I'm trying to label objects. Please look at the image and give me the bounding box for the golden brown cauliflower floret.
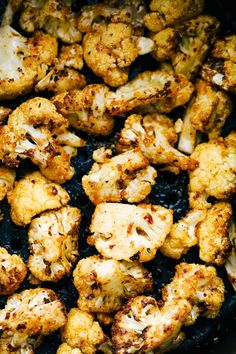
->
[73,255,153,313]
[144,0,204,32]
[106,70,194,115]
[198,202,232,266]
[19,0,82,44]
[0,288,67,353]
[28,206,81,282]
[0,166,16,201]
[57,308,105,354]
[8,171,70,226]
[225,220,236,291]
[189,132,236,209]
[83,23,154,87]
[201,35,236,93]
[117,114,198,172]
[88,203,173,262]
[52,85,115,136]
[82,149,157,205]
[0,247,27,295]
[0,26,58,101]
[112,296,191,354]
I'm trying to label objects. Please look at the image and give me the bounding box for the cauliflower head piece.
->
[0,247,27,295]
[8,171,70,226]
[82,149,157,205]
[88,203,173,262]
[73,255,153,313]
[28,206,81,282]
[0,25,57,101]
[0,166,16,201]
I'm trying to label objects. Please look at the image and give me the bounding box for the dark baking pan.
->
[0,0,236,353]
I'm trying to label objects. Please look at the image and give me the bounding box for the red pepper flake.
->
[144,214,153,224]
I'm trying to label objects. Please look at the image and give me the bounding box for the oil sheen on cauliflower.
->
[57,308,105,354]
[88,203,173,262]
[0,166,16,201]
[0,247,27,295]
[0,97,86,184]
[106,70,194,115]
[52,84,114,136]
[189,132,236,209]
[0,25,57,100]
[117,114,198,171]
[28,206,81,282]
[8,171,70,226]
[0,288,67,353]
[73,255,153,313]
[144,0,204,32]
[82,149,157,205]
[19,0,82,44]
[225,220,236,291]
[83,23,154,87]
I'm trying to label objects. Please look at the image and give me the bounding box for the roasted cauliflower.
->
[73,255,153,313]
[19,0,82,44]
[52,85,115,136]
[116,114,198,171]
[1,0,23,25]
[189,132,236,209]
[82,149,157,205]
[0,288,67,353]
[28,206,81,282]
[0,247,27,295]
[0,106,12,122]
[0,166,16,201]
[225,220,236,291]
[8,171,70,226]
[0,25,57,101]
[88,203,173,262]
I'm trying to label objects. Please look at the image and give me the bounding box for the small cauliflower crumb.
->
[225,220,236,291]
[0,165,16,201]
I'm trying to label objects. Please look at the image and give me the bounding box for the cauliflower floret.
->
[73,255,153,313]
[111,296,191,354]
[106,70,194,115]
[82,149,157,205]
[92,147,113,164]
[0,247,27,295]
[0,166,16,201]
[83,23,154,87]
[144,0,204,32]
[201,35,236,93]
[0,97,85,183]
[1,0,23,25]
[0,106,12,122]
[52,85,114,136]
[0,26,58,101]
[0,288,67,353]
[7,171,70,226]
[117,114,198,171]
[28,206,81,282]
[160,209,206,260]
[19,0,82,44]
[198,202,232,266]
[57,344,83,354]
[57,308,105,354]
[225,220,236,291]
[189,132,236,209]
[88,203,173,262]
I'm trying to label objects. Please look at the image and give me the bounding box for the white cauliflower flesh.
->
[19,0,82,44]
[106,70,194,116]
[73,255,153,313]
[189,132,236,209]
[0,288,67,353]
[117,114,198,171]
[7,171,70,226]
[82,149,157,205]
[28,206,81,282]
[83,23,154,87]
[0,166,16,201]
[0,97,85,184]
[225,220,236,291]
[88,203,173,262]
[52,85,114,136]
[198,202,232,266]
[0,25,58,101]
[144,0,204,32]
[160,209,206,260]
[0,247,27,295]
[111,296,191,354]
[58,308,105,354]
